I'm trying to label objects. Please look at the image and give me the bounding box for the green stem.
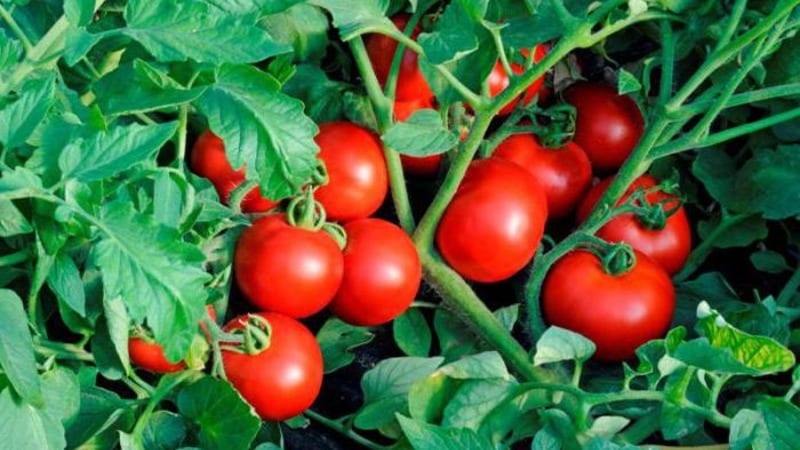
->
[383,12,423,101]
[33,338,94,362]
[174,104,189,167]
[617,410,660,445]
[657,20,675,106]
[130,372,193,447]
[673,212,753,283]
[777,263,800,307]
[0,3,34,53]
[0,248,31,267]
[676,83,800,119]
[305,410,389,450]
[713,0,747,53]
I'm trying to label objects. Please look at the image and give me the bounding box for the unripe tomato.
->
[329,218,421,326]
[487,45,548,115]
[436,158,548,282]
[128,337,186,373]
[394,98,443,176]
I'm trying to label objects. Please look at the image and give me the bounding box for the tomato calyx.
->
[625,184,684,232]
[599,242,637,276]
[537,103,576,149]
[220,314,273,355]
[285,187,327,230]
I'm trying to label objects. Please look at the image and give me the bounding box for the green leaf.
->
[103,295,131,375]
[0,167,43,194]
[0,289,42,406]
[697,214,767,249]
[441,378,515,429]
[283,64,349,123]
[750,250,790,274]
[65,386,135,448]
[142,411,187,450]
[40,367,81,423]
[397,415,495,450]
[46,252,86,317]
[316,317,374,373]
[259,4,330,62]
[437,351,510,380]
[733,146,800,219]
[729,409,769,450]
[308,0,392,40]
[383,109,459,156]
[756,398,800,450]
[0,30,23,81]
[0,75,55,149]
[195,64,319,200]
[408,372,456,423]
[207,0,304,15]
[692,147,737,209]
[418,1,481,65]
[656,0,701,13]
[501,5,563,49]
[0,387,65,450]
[122,0,290,63]
[0,200,32,237]
[64,0,95,26]
[91,318,127,380]
[153,170,189,229]
[494,304,519,331]
[393,308,432,357]
[59,122,178,182]
[617,69,642,94]
[355,356,444,430]
[765,32,800,85]
[588,416,631,440]
[534,326,596,366]
[177,376,260,450]
[91,201,210,361]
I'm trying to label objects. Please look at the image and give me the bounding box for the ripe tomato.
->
[542,249,675,361]
[234,214,343,318]
[436,158,548,283]
[394,98,443,176]
[493,133,592,219]
[563,82,644,172]
[576,175,691,275]
[329,218,421,326]
[128,337,186,373]
[314,122,388,221]
[487,45,547,115]
[364,14,433,102]
[190,130,279,213]
[221,312,323,421]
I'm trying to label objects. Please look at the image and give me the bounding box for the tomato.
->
[436,158,548,282]
[563,82,644,172]
[542,249,675,361]
[234,214,343,318]
[128,337,186,373]
[221,312,323,421]
[576,175,691,275]
[394,98,443,176]
[364,14,433,102]
[329,218,421,326]
[314,122,388,221]
[487,45,547,115]
[190,130,279,213]
[493,133,592,219]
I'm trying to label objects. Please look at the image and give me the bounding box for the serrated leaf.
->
[142,411,187,450]
[0,387,65,450]
[397,415,495,450]
[441,378,514,429]
[46,252,86,317]
[207,0,303,15]
[122,0,290,63]
[617,68,642,94]
[64,0,95,26]
[316,317,374,373]
[756,398,800,450]
[177,376,261,450]
[729,409,769,450]
[418,1,480,64]
[0,289,42,406]
[383,109,459,156]
[41,367,81,423]
[308,0,392,40]
[65,386,135,448]
[260,4,330,63]
[534,326,596,365]
[0,30,23,80]
[692,147,737,209]
[59,122,178,182]
[437,351,510,380]
[0,75,55,149]
[103,295,131,375]
[733,146,800,219]
[195,64,319,200]
[0,167,43,194]
[697,214,767,249]
[394,308,432,357]
[0,200,32,237]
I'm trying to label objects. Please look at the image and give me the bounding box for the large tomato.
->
[128,337,186,373]
[563,82,645,172]
[364,14,433,102]
[487,45,547,115]
[576,175,691,275]
[190,130,279,213]
[329,218,421,326]
[314,122,388,221]
[221,313,323,421]
[542,249,675,361]
[394,98,444,176]
[436,158,548,283]
[493,133,592,219]
[234,214,343,318]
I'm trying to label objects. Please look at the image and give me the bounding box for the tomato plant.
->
[487,45,547,116]
[394,98,443,175]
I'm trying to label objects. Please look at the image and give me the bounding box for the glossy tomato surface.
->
[329,218,421,326]
[564,82,644,172]
[436,158,548,283]
[493,133,592,218]
[234,214,343,318]
[364,14,433,102]
[576,175,691,275]
[221,313,323,421]
[128,337,186,373]
[487,45,547,115]
[190,130,279,213]
[542,250,675,361]
[394,98,444,176]
[314,122,388,221]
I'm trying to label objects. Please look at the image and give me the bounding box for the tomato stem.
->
[673,211,753,282]
[601,243,637,277]
[0,4,34,54]
[305,409,389,450]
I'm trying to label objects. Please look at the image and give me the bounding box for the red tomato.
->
[542,249,675,361]
[190,130,279,213]
[234,214,344,318]
[487,45,547,115]
[576,175,691,275]
[314,122,388,221]
[493,133,592,219]
[563,82,644,172]
[221,312,323,421]
[436,158,548,282]
[128,337,186,373]
[394,98,443,176]
[329,218,421,326]
[364,14,433,102]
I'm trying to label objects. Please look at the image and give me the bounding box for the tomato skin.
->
[563,82,644,172]
[394,98,443,176]
[221,313,323,421]
[190,131,279,213]
[493,133,592,219]
[314,122,389,221]
[128,338,186,373]
[364,14,433,102]
[576,175,691,275]
[234,214,344,318]
[329,218,421,326]
[542,250,675,361]
[487,45,547,116]
[436,158,548,283]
